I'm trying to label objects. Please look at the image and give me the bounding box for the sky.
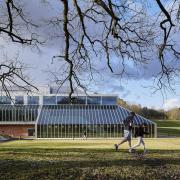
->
[0,0,180,110]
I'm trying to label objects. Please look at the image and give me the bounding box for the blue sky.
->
[0,0,179,110]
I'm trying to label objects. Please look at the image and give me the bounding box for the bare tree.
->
[0,59,38,98]
[50,0,180,98]
[0,0,40,95]
[0,0,179,99]
[0,0,40,44]
[154,0,180,92]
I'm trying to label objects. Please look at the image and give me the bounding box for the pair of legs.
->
[83,135,87,140]
[130,137,146,152]
[116,137,131,148]
[114,130,132,151]
[114,130,132,150]
[114,137,131,151]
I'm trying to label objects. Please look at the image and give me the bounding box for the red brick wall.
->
[0,125,35,137]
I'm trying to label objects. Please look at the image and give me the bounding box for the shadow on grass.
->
[0,148,180,165]
[1,147,180,153]
[0,148,180,180]
[2,156,179,167]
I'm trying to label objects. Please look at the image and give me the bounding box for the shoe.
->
[129,148,132,153]
[114,144,118,151]
[143,149,147,154]
[129,148,135,153]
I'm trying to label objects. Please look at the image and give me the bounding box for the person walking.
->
[129,123,149,153]
[114,111,136,152]
[83,130,87,140]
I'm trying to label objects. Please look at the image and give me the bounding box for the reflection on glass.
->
[0,105,39,122]
[87,96,101,104]
[102,96,117,105]
[72,96,86,104]
[15,96,24,104]
[36,105,154,138]
[27,96,39,105]
[43,96,56,105]
[57,96,70,104]
[0,96,11,104]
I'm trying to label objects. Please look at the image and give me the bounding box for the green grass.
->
[0,139,180,179]
[153,120,180,127]
[157,128,180,137]
[152,120,180,137]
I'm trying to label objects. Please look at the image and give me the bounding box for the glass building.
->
[0,86,157,138]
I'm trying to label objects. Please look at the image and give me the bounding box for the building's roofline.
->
[0,85,119,97]
[42,94,119,97]
[0,122,35,125]
[0,94,118,97]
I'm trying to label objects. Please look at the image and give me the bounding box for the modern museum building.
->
[0,86,157,138]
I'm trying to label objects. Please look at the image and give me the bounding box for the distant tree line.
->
[117,99,180,120]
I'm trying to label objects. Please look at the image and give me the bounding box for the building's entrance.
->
[28,128,35,136]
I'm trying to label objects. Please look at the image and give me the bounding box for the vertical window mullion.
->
[117,107,125,137]
[94,105,97,138]
[71,104,73,139]
[96,105,101,138]
[41,106,45,138]
[108,105,115,138]
[61,105,64,138]
[99,106,104,138]
[114,106,120,138]
[92,105,94,138]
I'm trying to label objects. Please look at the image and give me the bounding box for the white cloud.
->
[163,98,180,110]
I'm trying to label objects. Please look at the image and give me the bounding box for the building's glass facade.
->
[57,96,71,104]
[102,96,117,105]
[72,96,86,104]
[0,96,11,104]
[15,96,24,104]
[43,96,56,105]
[87,96,101,104]
[0,95,118,105]
[0,105,38,122]
[27,96,39,105]
[36,105,155,138]
[0,93,156,138]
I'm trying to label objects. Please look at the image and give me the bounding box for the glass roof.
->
[37,105,154,125]
[0,105,39,122]
[0,105,39,109]
[0,104,154,125]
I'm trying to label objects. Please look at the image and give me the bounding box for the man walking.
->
[129,123,149,153]
[114,111,136,152]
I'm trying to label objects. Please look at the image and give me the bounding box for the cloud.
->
[122,90,131,98]
[163,98,180,110]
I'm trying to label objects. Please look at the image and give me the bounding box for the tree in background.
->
[166,108,180,120]
[118,99,167,119]
[118,98,180,120]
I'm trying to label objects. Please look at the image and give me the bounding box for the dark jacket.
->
[135,126,149,137]
[123,115,134,130]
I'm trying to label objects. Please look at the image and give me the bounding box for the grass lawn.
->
[153,120,180,137]
[157,127,180,137]
[0,139,180,180]
[153,120,180,127]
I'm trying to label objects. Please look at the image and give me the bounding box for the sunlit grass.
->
[1,139,180,150]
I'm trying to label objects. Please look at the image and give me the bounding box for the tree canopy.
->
[0,0,179,98]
